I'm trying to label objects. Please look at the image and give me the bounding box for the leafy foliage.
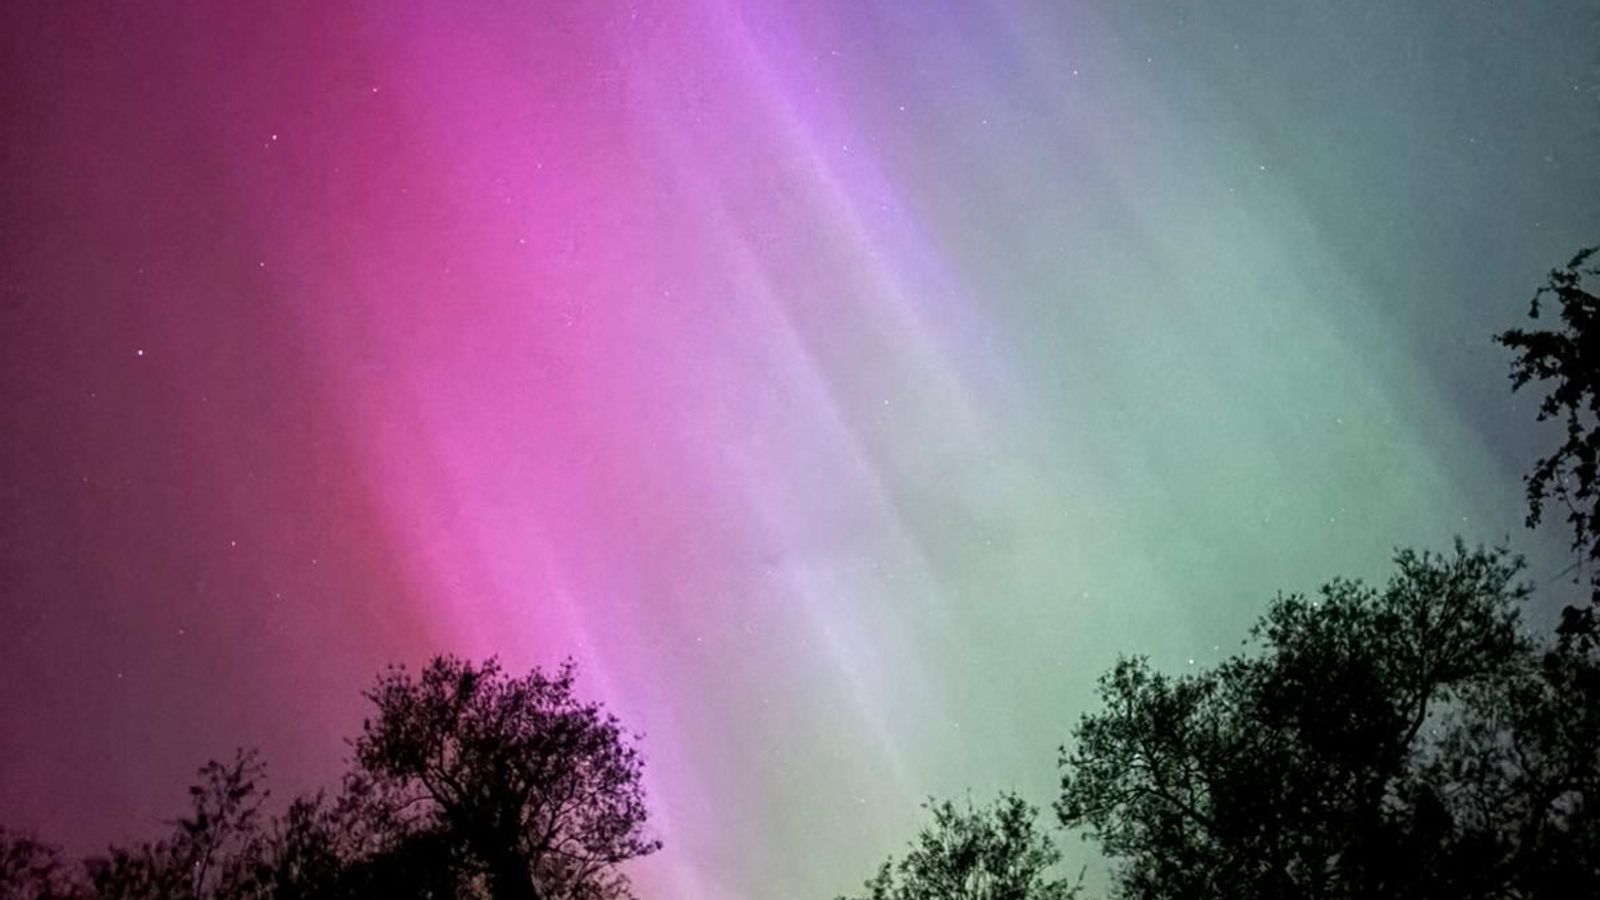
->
[354,657,660,900]
[1497,246,1600,633]
[87,751,270,900]
[1056,543,1599,900]
[840,792,1079,900]
[0,659,657,900]
[1,830,77,900]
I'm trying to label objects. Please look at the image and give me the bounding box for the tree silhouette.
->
[1497,245,1600,637]
[839,792,1079,900]
[353,657,660,900]
[1056,542,1598,900]
[249,776,466,900]
[0,657,658,900]
[1,830,76,900]
[87,751,270,900]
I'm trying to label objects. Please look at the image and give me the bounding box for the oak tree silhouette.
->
[353,657,660,900]
[0,658,659,900]
[1055,543,1599,900]
[838,792,1079,900]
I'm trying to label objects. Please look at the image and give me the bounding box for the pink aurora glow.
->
[9,1,1581,897]
[4,2,1016,896]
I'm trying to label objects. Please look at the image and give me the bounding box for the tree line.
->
[841,247,1600,900]
[3,248,1597,899]
[2,659,658,899]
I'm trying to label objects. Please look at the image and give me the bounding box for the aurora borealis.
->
[1,1,1596,897]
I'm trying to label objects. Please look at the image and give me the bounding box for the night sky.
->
[1,1,1596,897]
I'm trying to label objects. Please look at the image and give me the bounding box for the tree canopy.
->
[10,245,1600,900]
[838,792,1079,900]
[0,658,659,900]
[1,830,76,900]
[354,657,659,900]
[1055,543,1599,900]
[1497,246,1600,636]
